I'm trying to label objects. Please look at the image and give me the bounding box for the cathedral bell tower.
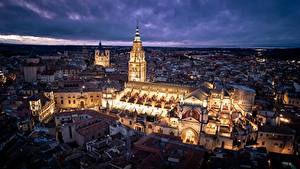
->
[128,24,146,82]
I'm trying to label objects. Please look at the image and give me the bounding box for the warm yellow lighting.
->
[280,117,290,123]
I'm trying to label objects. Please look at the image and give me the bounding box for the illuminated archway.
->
[181,128,198,145]
[182,109,201,121]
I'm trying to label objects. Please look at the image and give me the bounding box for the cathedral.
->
[94,42,110,67]
[43,24,257,150]
[102,24,257,149]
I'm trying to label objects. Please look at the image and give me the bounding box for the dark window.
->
[61,100,64,104]
[69,126,72,138]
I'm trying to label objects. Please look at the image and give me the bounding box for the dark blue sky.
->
[0,0,300,47]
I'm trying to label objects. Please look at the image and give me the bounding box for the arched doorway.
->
[181,128,198,145]
[80,101,85,109]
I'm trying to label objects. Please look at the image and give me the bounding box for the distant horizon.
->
[1,35,299,49]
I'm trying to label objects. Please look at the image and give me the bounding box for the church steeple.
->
[98,41,102,49]
[128,22,146,82]
[134,22,141,42]
[98,41,102,52]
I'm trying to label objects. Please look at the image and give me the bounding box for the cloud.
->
[0,2,4,8]
[0,34,184,47]
[0,0,299,47]
[12,0,56,19]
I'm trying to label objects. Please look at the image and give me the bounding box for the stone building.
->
[53,89,102,110]
[94,42,110,67]
[100,25,258,148]
[128,24,146,82]
[29,92,55,122]
[257,126,295,154]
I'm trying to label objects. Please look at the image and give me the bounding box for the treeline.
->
[261,48,300,60]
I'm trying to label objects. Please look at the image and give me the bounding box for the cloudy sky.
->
[0,0,299,47]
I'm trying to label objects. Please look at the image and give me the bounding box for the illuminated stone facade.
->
[99,25,258,148]
[29,91,55,122]
[53,90,102,110]
[94,42,110,67]
[103,80,257,147]
[128,25,146,82]
[108,81,194,116]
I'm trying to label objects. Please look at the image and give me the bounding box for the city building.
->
[22,57,45,82]
[101,25,258,149]
[29,92,56,122]
[55,110,116,145]
[283,91,300,108]
[131,133,206,169]
[257,125,295,154]
[94,42,110,67]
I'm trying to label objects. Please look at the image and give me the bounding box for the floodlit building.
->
[128,24,146,82]
[54,90,102,110]
[94,42,110,67]
[29,92,56,123]
[101,25,258,148]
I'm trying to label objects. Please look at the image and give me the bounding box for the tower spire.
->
[128,23,146,82]
[134,19,141,42]
[98,40,102,49]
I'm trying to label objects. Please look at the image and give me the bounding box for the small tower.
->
[128,23,146,82]
[94,41,110,67]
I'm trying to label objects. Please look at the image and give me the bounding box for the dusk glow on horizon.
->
[0,0,300,47]
[0,34,185,47]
